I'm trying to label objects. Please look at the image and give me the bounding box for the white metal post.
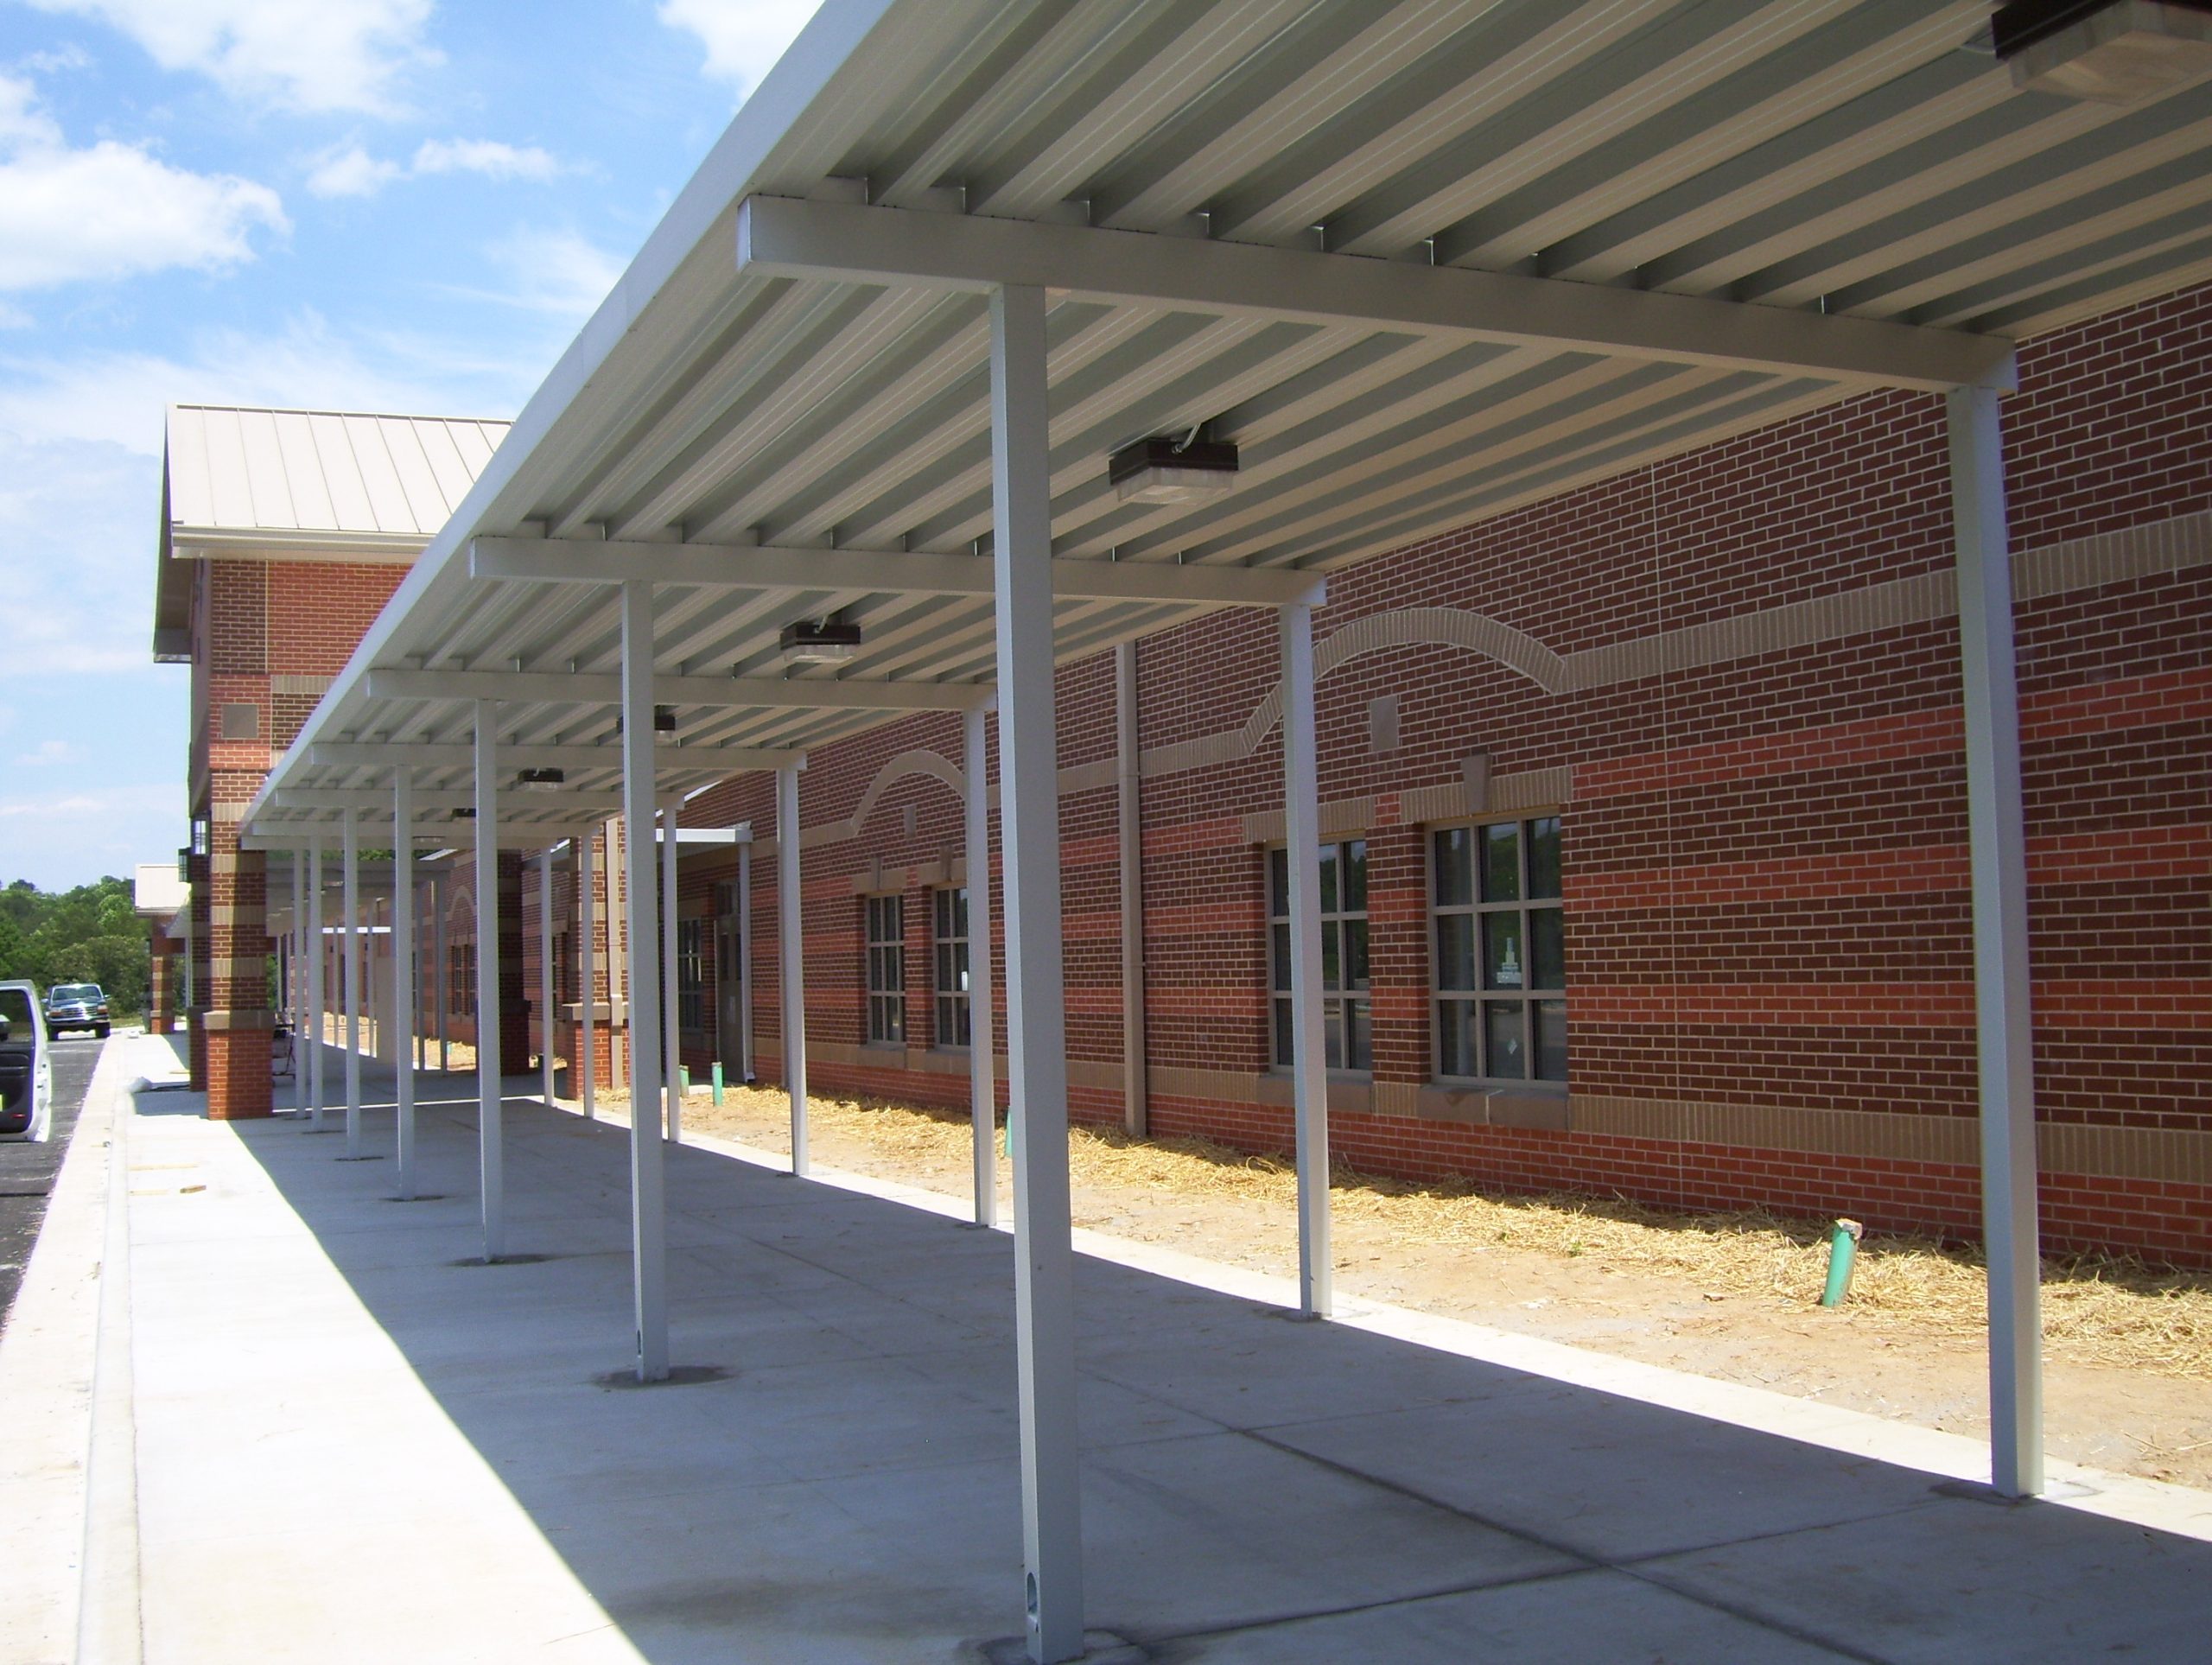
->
[1282,602,1332,1319]
[620,583,669,1382]
[308,836,324,1128]
[394,771,416,1198]
[292,848,308,1113]
[737,838,753,1082]
[435,872,449,1071]
[343,809,363,1159]
[581,829,596,1120]
[539,850,556,1109]
[1948,384,2044,1498]
[778,761,808,1177]
[991,283,1084,1664]
[661,794,681,1144]
[474,701,505,1261]
[965,704,998,1229]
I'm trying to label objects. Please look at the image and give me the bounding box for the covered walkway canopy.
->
[238,3,2212,1657]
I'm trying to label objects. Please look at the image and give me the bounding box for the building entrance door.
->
[715,881,746,1080]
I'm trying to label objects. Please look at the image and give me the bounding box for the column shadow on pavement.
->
[220,1094,2212,1664]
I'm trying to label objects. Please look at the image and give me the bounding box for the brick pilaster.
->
[205,827,273,1119]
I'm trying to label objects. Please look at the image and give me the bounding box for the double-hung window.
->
[1268,839,1370,1071]
[1433,816,1565,1084]
[932,887,970,1048]
[864,893,905,1045]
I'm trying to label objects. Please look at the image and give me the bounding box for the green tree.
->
[0,876,152,1014]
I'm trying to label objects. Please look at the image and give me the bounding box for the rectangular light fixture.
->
[779,619,862,664]
[1996,0,2212,101]
[1109,435,1239,504]
[516,767,566,794]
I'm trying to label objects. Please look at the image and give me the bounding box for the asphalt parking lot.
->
[0,1033,103,1332]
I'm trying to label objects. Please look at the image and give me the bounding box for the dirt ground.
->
[591,1081,2211,1492]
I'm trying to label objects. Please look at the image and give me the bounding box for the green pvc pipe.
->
[711,1061,724,1105]
[1821,1217,1865,1307]
[677,1064,690,1095]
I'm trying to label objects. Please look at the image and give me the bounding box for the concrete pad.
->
[14,1041,2206,1662]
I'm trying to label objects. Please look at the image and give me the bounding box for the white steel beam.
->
[1948,384,2044,1499]
[992,283,1084,1665]
[342,810,363,1160]
[435,874,448,1072]
[274,789,621,815]
[778,761,808,1178]
[474,702,505,1262]
[660,793,681,1145]
[310,740,803,772]
[737,196,2018,395]
[367,666,988,712]
[470,535,1326,608]
[620,583,670,1382]
[394,770,417,1198]
[1281,603,1331,1319]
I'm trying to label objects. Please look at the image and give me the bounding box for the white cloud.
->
[413,137,560,181]
[0,309,528,457]
[0,780,187,891]
[306,136,562,200]
[475,226,627,322]
[304,142,401,199]
[15,740,73,766]
[25,0,436,115]
[657,0,823,99]
[0,71,286,290]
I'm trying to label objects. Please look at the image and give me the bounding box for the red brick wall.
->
[728,278,2212,1267]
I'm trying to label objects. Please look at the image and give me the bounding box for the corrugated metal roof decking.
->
[236,0,2212,840]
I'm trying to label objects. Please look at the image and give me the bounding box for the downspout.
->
[1117,639,1147,1136]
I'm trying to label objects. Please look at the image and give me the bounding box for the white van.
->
[0,982,54,1141]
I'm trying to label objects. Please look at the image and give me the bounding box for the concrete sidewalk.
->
[6,1031,2210,1662]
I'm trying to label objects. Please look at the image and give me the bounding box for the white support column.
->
[737,839,753,1082]
[1948,384,2044,1499]
[965,703,998,1230]
[292,848,308,1114]
[581,828,597,1120]
[343,809,364,1159]
[308,836,324,1128]
[1281,602,1332,1319]
[539,849,556,1109]
[990,282,1084,1665]
[394,772,416,1198]
[778,761,807,1178]
[474,701,505,1262]
[620,582,669,1382]
[435,873,449,1072]
[660,793,681,1144]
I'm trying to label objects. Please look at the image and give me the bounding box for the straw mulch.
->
[611,1081,2212,1382]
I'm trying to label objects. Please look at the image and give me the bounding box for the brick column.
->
[205,824,274,1119]
[146,929,177,1035]
[186,849,211,1090]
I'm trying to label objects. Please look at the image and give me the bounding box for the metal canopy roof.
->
[245,0,2212,842]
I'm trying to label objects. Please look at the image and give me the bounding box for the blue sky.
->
[0,0,823,890]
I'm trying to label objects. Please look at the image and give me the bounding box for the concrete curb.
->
[0,1033,150,1663]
